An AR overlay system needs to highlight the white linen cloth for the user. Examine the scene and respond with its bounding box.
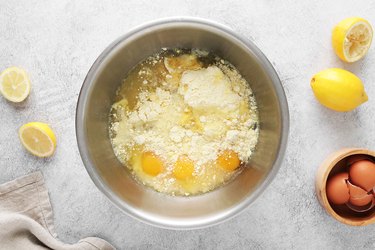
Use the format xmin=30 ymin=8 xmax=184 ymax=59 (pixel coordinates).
xmin=0 ymin=171 xmax=115 ymax=250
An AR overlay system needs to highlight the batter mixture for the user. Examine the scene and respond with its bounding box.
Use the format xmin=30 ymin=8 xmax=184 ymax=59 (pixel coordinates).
xmin=109 ymin=48 xmax=259 ymax=196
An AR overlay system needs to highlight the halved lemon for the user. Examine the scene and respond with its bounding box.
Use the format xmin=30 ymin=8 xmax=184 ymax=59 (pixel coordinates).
xmin=332 ymin=17 xmax=373 ymax=62
xmin=19 ymin=122 xmax=56 ymax=157
xmin=0 ymin=67 xmax=31 ymax=102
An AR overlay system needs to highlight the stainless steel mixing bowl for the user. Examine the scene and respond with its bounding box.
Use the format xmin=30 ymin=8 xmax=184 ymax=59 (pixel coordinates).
xmin=76 ymin=17 xmax=289 ymax=229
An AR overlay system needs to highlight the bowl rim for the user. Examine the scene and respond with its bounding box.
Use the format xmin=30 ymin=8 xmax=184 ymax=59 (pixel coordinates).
xmin=75 ymin=16 xmax=289 ymax=230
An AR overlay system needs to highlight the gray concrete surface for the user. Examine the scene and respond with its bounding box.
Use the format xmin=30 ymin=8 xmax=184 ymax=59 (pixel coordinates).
xmin=1 ymin=0 xmax=375 ymax=249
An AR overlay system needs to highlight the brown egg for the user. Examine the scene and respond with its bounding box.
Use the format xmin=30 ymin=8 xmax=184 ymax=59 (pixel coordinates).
xmin=347 ymin=181 xmax=373 ymax=206
xmin=326 ymin=172 xmax=350 ymax=205
xmin=347 ymin=155 xmax=373 ymax=166
xmin=349 ymin=160 xmax=375 ymax=192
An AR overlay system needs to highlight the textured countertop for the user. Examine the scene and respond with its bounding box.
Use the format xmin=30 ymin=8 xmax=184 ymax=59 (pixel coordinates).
xmin=1 ymin=0 xmax=375 ymax=249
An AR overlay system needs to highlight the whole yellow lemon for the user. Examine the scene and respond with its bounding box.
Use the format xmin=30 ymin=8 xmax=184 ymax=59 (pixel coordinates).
xmin=310 ymin=68 xmax=368 ymax=112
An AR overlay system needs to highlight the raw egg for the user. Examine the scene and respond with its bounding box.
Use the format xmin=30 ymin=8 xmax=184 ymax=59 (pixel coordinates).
xmin=173 ymin=155 xmax=194 ymax=180
xmin=326 ymin=172 xmax=350 ymax=205
xmin=349 ymin=160 xmax=375 ymax=192
xmin=141 ymin=151 xmax=164 ymax=176
xmin=217 ymin=150 xmax=240 ymax=171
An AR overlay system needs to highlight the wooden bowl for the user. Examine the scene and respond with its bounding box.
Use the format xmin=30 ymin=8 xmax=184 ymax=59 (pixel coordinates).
xmin=316 ymin=148 xmax=375 ymax=226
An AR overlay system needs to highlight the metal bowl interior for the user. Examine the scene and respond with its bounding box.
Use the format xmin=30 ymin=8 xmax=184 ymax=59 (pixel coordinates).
xmin=76 ymin=18 xmax=289 ymax=229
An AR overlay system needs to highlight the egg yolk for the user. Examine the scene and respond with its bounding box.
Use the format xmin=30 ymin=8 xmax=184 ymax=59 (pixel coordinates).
xmin=173 ymin=155 xmax=195 ymax=180
xmin=141 ymin=151 xmax=164 ymax=176
xmin=217 ymin=150 xmax=240 ymax=171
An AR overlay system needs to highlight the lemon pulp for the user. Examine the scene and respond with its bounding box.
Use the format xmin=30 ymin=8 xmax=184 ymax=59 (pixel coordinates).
xmin=332 ymin=17 xmax=373 ymax=62
xmin=19 ymin=122 xmax=56 ymax=157
xmin=0 ymin=67 xmax=31 ymax=102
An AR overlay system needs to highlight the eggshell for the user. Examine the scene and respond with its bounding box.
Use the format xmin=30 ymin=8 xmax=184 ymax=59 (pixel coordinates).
xmin=326 ymin=172 xmax=350 ymax=205
xmin=350 ymin=195 xmax=373 ymax=207
xmin=349 ymin=160 xmax=375 ymax=192
xmin=347 ymin=181 xmax=368 ymax=198
xmin=347 ymin=181 xmax=373 ymax=206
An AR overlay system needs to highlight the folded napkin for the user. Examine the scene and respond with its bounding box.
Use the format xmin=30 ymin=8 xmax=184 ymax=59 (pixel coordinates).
xmin=0 ymin=171 xmax=115 ymax=250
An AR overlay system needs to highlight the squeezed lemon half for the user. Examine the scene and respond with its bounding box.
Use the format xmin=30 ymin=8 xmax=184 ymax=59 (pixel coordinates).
xmin=332 ymin=17 xmax=373 ymax=62
xmin=0 ymin=67 xmax=31 ymax=102
xmin=19 ymin=122 xmax=56 ymax=157
xmin=310 ymin=68 xmax=368 ymax=112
